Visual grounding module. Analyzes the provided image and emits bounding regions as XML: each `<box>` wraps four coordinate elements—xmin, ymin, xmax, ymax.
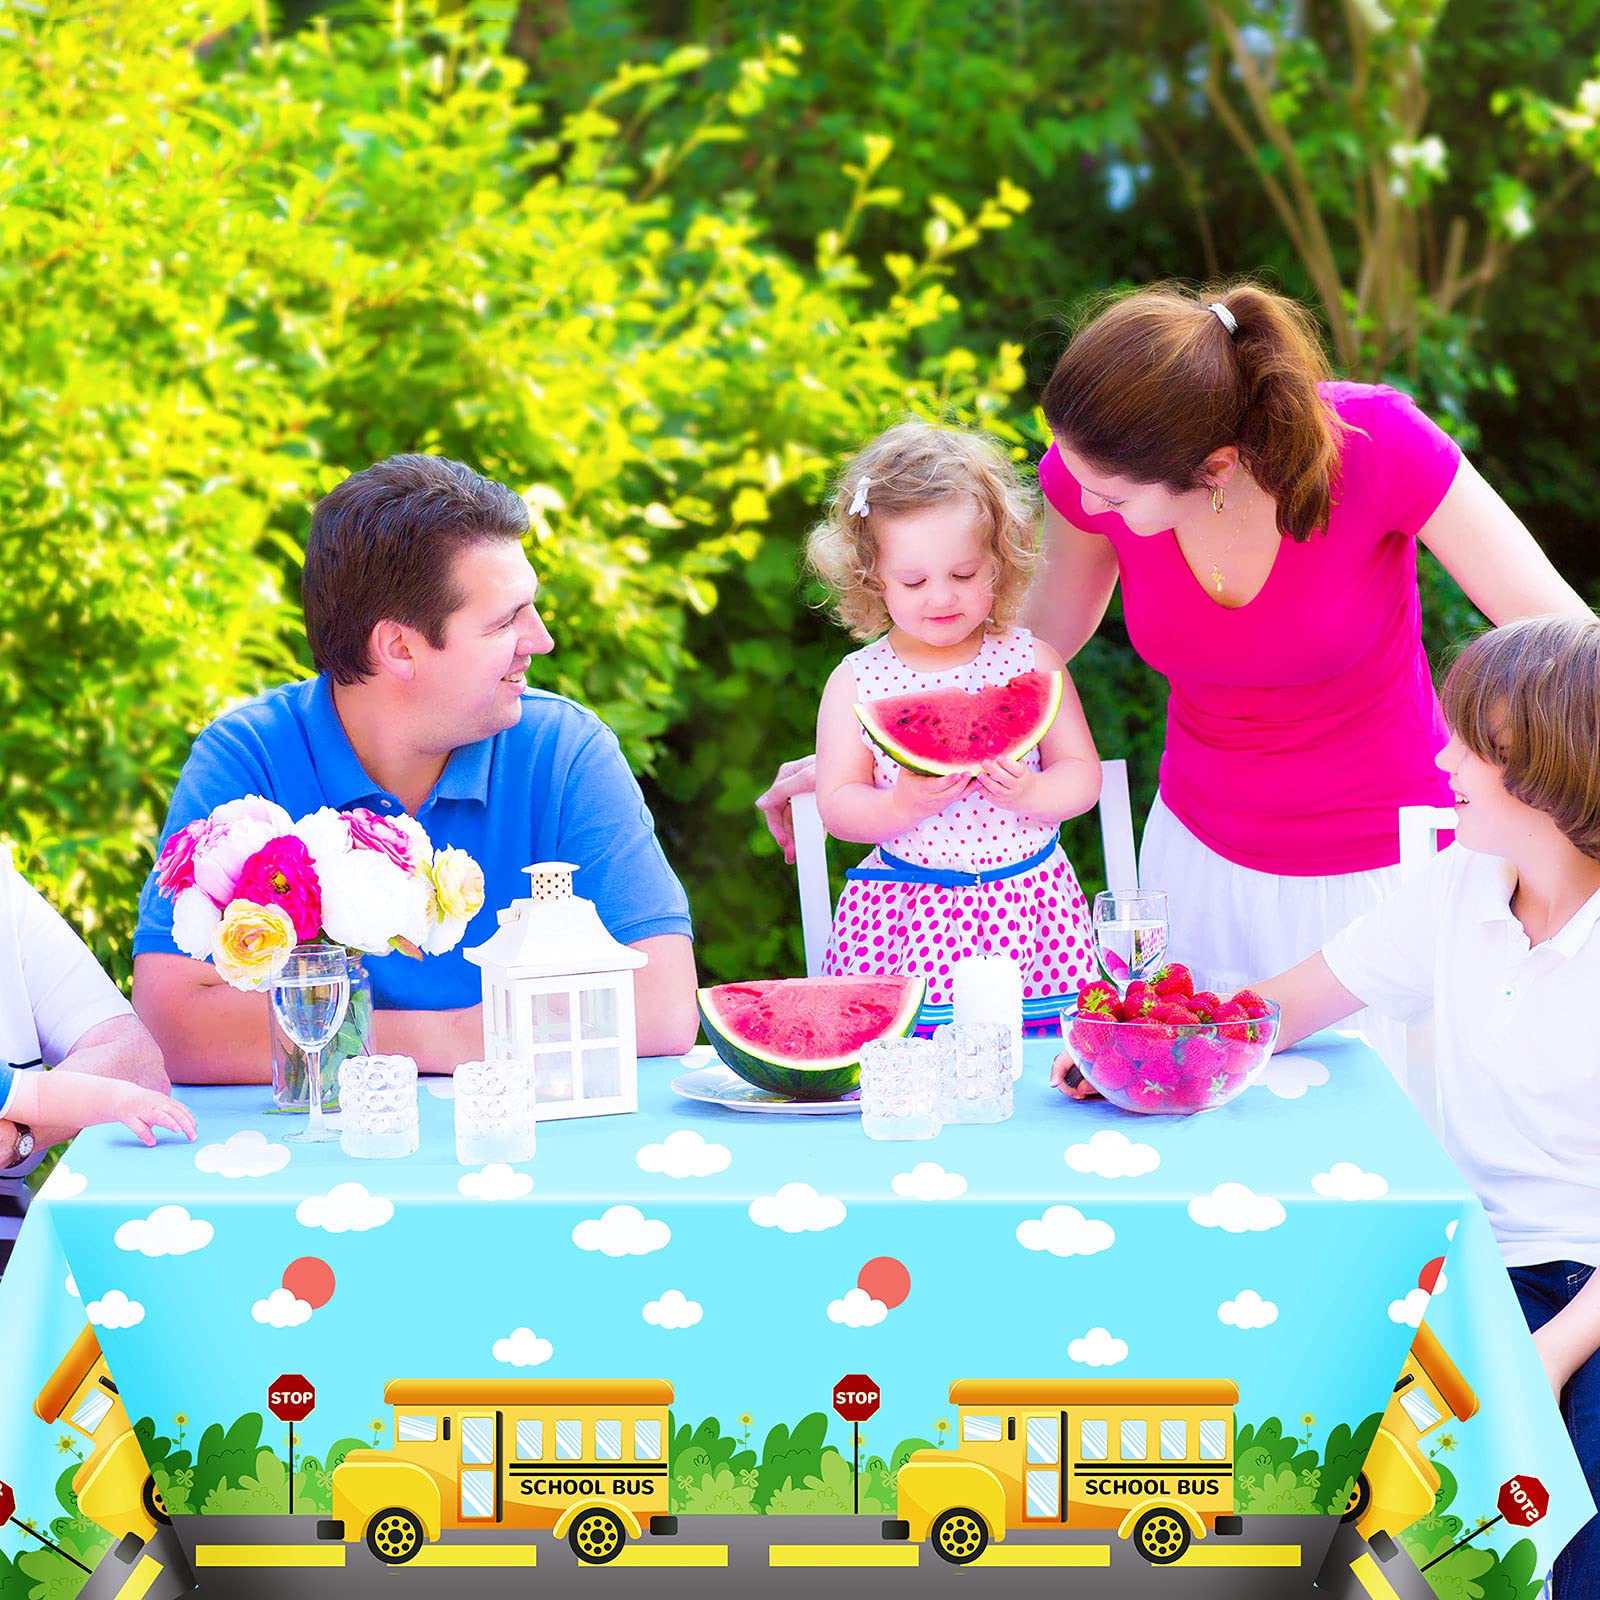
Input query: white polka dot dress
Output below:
<box><xmin>821</xmin><ymin>628</ymin><xmax>1094</xmax><ymax>1026</ymax></box>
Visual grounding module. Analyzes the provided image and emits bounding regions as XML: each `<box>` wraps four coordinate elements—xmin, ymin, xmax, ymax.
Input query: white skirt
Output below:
<box><xmin>1138</xmin><ymin>792</ymin><xmax>1407</xmax><ymax>1081</ymax></box>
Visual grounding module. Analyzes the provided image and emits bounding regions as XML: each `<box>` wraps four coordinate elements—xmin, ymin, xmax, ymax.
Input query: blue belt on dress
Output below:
<box><xmin>845</xmin><ymin>839</ymin><xmax>1058</xmax><ymax>889</ymax></box>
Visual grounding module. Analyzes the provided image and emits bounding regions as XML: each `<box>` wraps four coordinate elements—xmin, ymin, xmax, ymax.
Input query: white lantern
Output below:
<box><xmin>464</xmin><ymin>862</ymin><xmax>646</xmax><ymax>1120</ymax></box>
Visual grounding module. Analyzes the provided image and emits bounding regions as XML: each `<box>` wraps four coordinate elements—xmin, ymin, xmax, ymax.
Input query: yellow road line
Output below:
<box><xmin>196</xmin><ymin>1544</ymin><xmax>346</xmax><ymax>1568</ymax></box>
<box><xmin>1175</xmin><ymin>1545</ymin><xmax>1302</xmax><ymax>1568</ymax></box>
<box><xmin>116</xmin><ymin>1557</ymin><xmax>165</xmax><ymax>1599</ymax></box>
<box><xmin>770</xmin><ymin>1545</ymin><xmax>921</xmax><ymax>1568</ymax></box>
<box><xmin>585</xmin><ymin>1545</ymin><xmax>728</xmax><ymax>1568</ymax></box>
<box><xmin>975</xmin><ymin>1545</ymin><xmax>1112</xmax><ymax>1567</ymax></box>
<box><xmin>412</xmin><ymin>1546</ymin><xmax>539</xmax><ymax>1568</ymax></box>
<box><xmin>1350</xmin><ymin>1553</ymin><xmax>1404</xmax><ymax>1599</ymax></box>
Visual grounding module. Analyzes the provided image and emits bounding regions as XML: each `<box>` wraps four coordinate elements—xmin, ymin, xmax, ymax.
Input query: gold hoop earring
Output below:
<box><xmin>1211</xmin><ymin>484</ymin><xmax>1225</xmax><ymax>515</ymax></box>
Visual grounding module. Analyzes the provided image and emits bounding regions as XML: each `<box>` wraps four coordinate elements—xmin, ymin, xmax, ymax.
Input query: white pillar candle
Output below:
<box><xmin>950</xmin><ymin>955</ymin><xmax>1024</xmax><ymax>1082</ymax></box>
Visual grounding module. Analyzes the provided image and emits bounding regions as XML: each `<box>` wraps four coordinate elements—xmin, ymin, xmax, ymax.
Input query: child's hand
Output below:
<box><xmin>891</xmin><ymin>769</ymin><xmax>974</xmax><ymax>825</ymax></box>
<box><xmin>101</xmin><ymin>1081</ymin><xmax>198</xmax><ymax>1148</ymax></box>
<box><xmin>975</xmin><ymin>757</ymin><xmax>1040</xmax><ymax>813</ymax></box>
<box><xmin>1050</xmin><ymin>1051</ymin><xmax>1100</xmax><ymax>1101</ymax></box>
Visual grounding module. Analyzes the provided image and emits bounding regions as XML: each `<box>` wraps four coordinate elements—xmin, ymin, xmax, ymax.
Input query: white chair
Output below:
<box><xmin>1395</xmin><ymin>804</ymin><xmax>1456</xmax><ymax>1138</ymax></box>
<box><xmin>793</xmin><ymin>759</ymin><xmax>1140</xmax><ymax>979</ymax></box>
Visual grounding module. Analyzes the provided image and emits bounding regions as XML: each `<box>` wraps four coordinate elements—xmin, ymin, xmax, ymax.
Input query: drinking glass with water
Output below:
<box><xmin>1091</xmin><ymin>889</ymin><xmax>1170</xmax><ymax>995</ymax></box>
<box><xmin>273</xmin><ymin>944</ymin><xmax>351</xmax><ymax>1145</ymax></box>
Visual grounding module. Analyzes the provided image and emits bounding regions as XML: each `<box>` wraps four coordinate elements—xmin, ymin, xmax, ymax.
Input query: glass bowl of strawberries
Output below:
<box><xmin>1058</xmin><ymin>964</ymin><xmax>1279</xmax><ymax>1114</ymax></box>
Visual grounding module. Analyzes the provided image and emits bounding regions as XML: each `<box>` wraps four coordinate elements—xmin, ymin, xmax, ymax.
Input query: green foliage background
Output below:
<box><xmin>1</xmin><ymin>0</ymin><xmax>1596</xmax><ymax>991</ymax></box>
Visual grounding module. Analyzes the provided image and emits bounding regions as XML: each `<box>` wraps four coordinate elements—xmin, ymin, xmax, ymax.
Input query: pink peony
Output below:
<box><xmin>232</xmin><ymin>836</ymin><xmax>324</xmax><ymax>944</ymax></box>
<box><xmin>192</xmin><ymin>795</ymin><xmax>295</xmax><ymax>906</ymax></box>
<box><xmin>346</xmin><ymin>807</ymin><xmax>420</xmax><ymax>873</ymax></box>
<box><xmin>155</xmin><ymin>821</ymin><xmax>207</xmax><ymax>896</ymax></box>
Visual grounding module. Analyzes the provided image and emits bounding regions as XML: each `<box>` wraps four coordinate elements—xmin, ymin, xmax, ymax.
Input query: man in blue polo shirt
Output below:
<box><xmin>133</xmin><ymin>455</ymin><xmax>698</xmax><ymax>1078</ymax></box>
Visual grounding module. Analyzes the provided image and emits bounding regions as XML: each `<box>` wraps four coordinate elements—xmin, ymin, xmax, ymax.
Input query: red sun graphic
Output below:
<box><xmin>858</xmin><ymin>1256</ymin><xmax>911</xmax><ymax>1310</ymax></box>
<box><xmin>282</xmin><ymin>1256</ymin><xmax>336</xmax><ymax>1309</ymax></box>
<box><xmin>1418</xmin><ymin>1257</ymin><xmax>1445</xmax><ymax>1295</ymax></box>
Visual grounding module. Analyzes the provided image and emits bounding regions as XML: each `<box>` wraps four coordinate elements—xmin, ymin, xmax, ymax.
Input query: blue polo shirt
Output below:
<box><xmin>134</xmin><ymin>677</ymin><xmax>693</xmax><ymax>1010</ymax></box>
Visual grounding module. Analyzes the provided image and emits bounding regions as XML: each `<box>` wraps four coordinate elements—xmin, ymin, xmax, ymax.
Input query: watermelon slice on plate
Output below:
<box><xmin>854</xmin><ymin>670</ymin><xmax>1062</xmax><ymax>776</ymax></box>
<box><xmin>696</xmin><ymin>974</ymin><xmax>925</xmax><ymax>1099</ymax></box>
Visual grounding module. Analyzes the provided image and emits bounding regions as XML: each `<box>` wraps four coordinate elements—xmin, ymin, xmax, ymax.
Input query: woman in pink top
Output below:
<box><xmin>1028</xmin><ymin>280</ymin><xmax>1589</xmax><ymax>1048</ymax></box>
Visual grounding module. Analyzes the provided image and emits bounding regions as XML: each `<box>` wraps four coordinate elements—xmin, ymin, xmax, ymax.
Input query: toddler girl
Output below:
<box><xmin>809</xmin><ymin>419</ymin><xmax>1101</xmax><ymax>1030</ymax></box>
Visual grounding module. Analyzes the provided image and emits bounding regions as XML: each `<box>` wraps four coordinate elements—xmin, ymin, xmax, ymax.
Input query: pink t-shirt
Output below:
<box><xmin>1039</xmin><ymin>381</ymin><xmax>1460</xmax><ymax>876</ymax></box>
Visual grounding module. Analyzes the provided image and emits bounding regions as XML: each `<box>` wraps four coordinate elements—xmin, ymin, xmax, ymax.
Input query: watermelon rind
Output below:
<box><xmin>854</xmin><ymin>670</ymin><xmax>1064</xmax><ymax>777</ymax></box>
<box><xmin>696</xmin><ymin>975</ymin><xmax>925</xmax><ymax>1100</ymax></box>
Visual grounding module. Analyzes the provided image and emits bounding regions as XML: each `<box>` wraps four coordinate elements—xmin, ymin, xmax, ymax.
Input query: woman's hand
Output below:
<box><xmin>1049</xmin><ymin>1050</ymin><xmax>1099</xmax><ymax>1100</ymax></box>
<box><xmin>755</xmin><ymin>755</ymin><xmax>818</xmax><ymax>865</ymax></box>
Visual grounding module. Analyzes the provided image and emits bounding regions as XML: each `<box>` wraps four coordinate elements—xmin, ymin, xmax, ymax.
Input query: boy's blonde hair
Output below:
<box><xmin>1442</xmin><ymin>614</ymin><xmax>1600</xmax><ymax>862</ymax></box>
<box><xmin>805</xmin><ymin>419</ymin><xmax>1039</xmax><ymax>641</ymax></box>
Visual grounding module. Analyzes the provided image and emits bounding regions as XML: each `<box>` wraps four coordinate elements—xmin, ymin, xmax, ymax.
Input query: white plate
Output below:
<box><xmin>670</xmin><ymin>1064</ymin><xmax>861</xmax><ymax>1115</ymax></box>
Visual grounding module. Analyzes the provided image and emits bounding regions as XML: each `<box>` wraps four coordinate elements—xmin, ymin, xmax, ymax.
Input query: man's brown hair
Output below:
<box><xmin>303</xmin><ymin>454</ymin><xmax>529</xmax><ymax>684</ymax></box>
<box><xmin>1442</xmin><ymin>614</ymin><xmax>1600</xmax><ymax>862</ymax></box>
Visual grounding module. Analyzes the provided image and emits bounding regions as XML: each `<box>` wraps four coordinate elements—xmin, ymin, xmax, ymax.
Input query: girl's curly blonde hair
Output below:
<box><xmin>805</xmin><ymin>418</ymin><xmax>1039</xmax><ymax>641</ymax></box>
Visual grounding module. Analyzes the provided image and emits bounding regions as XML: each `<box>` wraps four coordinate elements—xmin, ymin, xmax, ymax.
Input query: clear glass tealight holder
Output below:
<box><xmin>454</xmin><ymin>1059</ymin><xmax>537</xmax><ymax>1166</ymax></box>
<box><xmin>859</xmin><ymin>1035</ymin><xmax>946</xmax><ymax>1141</ymax></box>
<box><xmin>934</xmin><ymin>1022</ymin><xmax>1015</xmax><ymax>1125</ymax></box>
<box><xmin>337</xmin><ymin>1054</ymin><xmax>420</xmax><ymax>1160</ymax></box>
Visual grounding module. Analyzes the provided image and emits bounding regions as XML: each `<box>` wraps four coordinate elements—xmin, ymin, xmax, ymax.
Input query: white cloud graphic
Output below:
<box><xmin>1219</xmin><ymin>1290</ymin><xmax>1280</xmax><ymax>1329</ymax></box>
<box><xmin>1017</xmin><ymin>1205</ymin><xmax>1116</xmax><ymax>1257</ymax></box>
<box><xmin>40</xmin><ymin>1162</ymin><xmax>86</xmax><ymax>1200</ymax></box>
<box><xmin>115</xmin><ymin>1205</ymin><xmax>214</xmax><ymax>1257</ymax></box>
<box><xmin>65</xmin><ymin>1273</ymin><xmax>79</xmax><ymax>1299</ymax></box>
<box><xmin>573</xmin><ymin>1205</ymin><xmax>671</xmax><ymax>1256</ymax></box>
<box><xmin>1313</xmin><ymin>1162</ymin><xmax>1389</xmax><ymax>1200</ymax></box>
<box><xmin>87</xmin><ymin>1290</ymin><xmax>144</xmax><ymax>1329</ymax></box>
<box><xmin>1390</xmin><ymin>1288</ymin><xmax>1432</xmax><ymax>1328</ymax></box>
<box><xmin>636</xmin><ymin>1130</ymin><xmax>731</xmax><ymax>1179</ymax></box>
<box><xmin>828</xmin><ymin>1288</ymin><xmax>888</xmax><ymax>1328</ymax></box>
<box><xmin>458</xmin><ymin>1164</ymin><xmax>534</xmax><ymax>1201</ymax></box>
<box><xmin>296</xmin><ymin>1182</ymin><xmax>394</xmax><ymax>1233</ymax></box>
<box><xmin>1256</xmin><ymin>1054</ymin><xmax>1330</xmax><ymax>1100</ymax></box>
<box><xmin>749</xmin><ymin>1183</ymin><xmax>847</xmax><ymax>1234</ymax></box>
<box><xmin>1065</xmin><ymin>1131</ymin><xmax>1160</xmax><ymax>1179</ymax></box>
<box><xmin>1446</xmin><ymin>1219</ymin><xmax>1458</xmax><ymax>1241</ymax></box>
<box><xmin>643</xmin><ymin>1290</ymin><xmax>703</xmax><ymax>1330</ymax></box>
<box><xmin>1189</xmin><ymin>1183</ymin><xmax>1287</xmax><ymax>1233</ymax></box>
<box><xmin>1068</xmin><ymin>1327</ymin><xmax>1128</xmax><ymax>1367</ymax></box>
<box><xmin>891</xmin><ymin>1163</ymin><xmax>968</xmax><ymax>1201</ymax></box>
<box><xmin>424</xmin><ymin>1078</ymin><xmax>455</xmax><ymax>1099</ymax></box>
<box><xmin>494</xmin><ymin>1327</ymin><xmax>553</xmax><ymax>1367</ymax></box>
<box><xmin>194</xmin><ymin>1130</ymin><xmax>290</xmax><ymax>1179</ymax></box>
<box><xmin>252</xmin><ymin>1288</ymin><xmax>313</xmax><ymax>1328</ymax></box>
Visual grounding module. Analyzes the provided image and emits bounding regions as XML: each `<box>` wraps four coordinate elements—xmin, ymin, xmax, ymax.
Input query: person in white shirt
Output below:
<box><xmin>0</xmin><ymin>850</ymin><xmax>193</xmax><ymax>1265</ymax></box>
<box><xmin>1260</xmin><ymin>614</ymin><xmax>1600</xmax><ymax>1598</ymax></box>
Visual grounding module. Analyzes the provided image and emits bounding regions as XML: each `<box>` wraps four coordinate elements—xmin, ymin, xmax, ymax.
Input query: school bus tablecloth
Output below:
<box><xmin>0</xmin><ymin>1032</ymin><xmax>1591</xmax><ymax>1600</ymax></box>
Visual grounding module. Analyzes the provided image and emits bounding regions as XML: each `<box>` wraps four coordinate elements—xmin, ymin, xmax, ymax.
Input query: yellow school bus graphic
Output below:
<box><xmin>328</xmin><ymin>1378</ymin><xmax>677</xmax><ymax>1565</ymax></box>
<box><xmin>889</xmin><ymin>1379</ymin><xmax>1242</xmax><ymax>1565</ymax></box>
<box><xmin>1344</xmin><ymin>1321</ymin><xmax>1479</xmax><ymax>1554</ymax></box>
<box><xmin>34</xmin><ymin>1325</ymin><xmax>168</xmax><ymax>1546</ymax></box>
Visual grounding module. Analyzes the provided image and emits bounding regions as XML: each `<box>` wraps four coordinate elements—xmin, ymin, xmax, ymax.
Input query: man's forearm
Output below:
<box><xmin>372</xmin><ymin>1006</ymin><xmax>483</xmax><ymax>1075</ymax></box>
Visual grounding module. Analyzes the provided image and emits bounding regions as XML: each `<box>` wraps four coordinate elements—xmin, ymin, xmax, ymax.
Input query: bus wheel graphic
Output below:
<box><xmin>1133</xmin><ymin>1508</ymin><xmax>1191</xmax><ymax>1565</ymax></box>
<box><xmin>1340</xmin><ymin>1473</ymin><xmax>1372</xmax><ymax>1524</ymax></box>
<box><xmin>142</xmin><ymin>1476</ymin><xmax>172</xmax><ymax>1526</ymax></box>
<box><xmin>570</xmin><ymin>1508</ymin><xmax>627</xmax><ymax>1565</ymax></box>
<box><xmin>930</xmin><ymin>1508</ymin><xmax>989</xmax><ymax>1565</ymax></box>
<box><xmin>367</xmin><ymin>1508</ymin><xmax>425</xmax><ymax>1565</ymax></box>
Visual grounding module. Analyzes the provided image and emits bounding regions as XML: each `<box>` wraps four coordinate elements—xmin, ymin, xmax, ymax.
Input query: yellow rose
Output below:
<box><xmin>215</xmin><ymin>900</ymin><xmax>298</xmax><ymax>990</ymax></box>
<box><xmin>429</xmin><ymin>847</ymin><xmax>486</xmax><ymax>923</ymax></box>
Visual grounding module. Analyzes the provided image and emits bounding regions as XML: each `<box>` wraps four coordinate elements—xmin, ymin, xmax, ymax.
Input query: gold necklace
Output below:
<box><xmin>1208</xmin><ymin>525</ymin><xmax>1246</xmax><ymax>595</ymax></box>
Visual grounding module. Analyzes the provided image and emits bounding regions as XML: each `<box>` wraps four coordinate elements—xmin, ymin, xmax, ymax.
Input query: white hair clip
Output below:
<box><xmin>1207</xmin><ymin>301</ymin><xmax>1238</xmax><ymax>336</ymax></box>
<box><xmin>847</xmin><ymin>478</ymin><xmax>872</xmax><ymax>518</ymax></box>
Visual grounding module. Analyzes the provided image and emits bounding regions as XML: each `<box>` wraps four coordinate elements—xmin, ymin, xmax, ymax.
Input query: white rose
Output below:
<box><xmin>172</xmin><ymin>886</ymin><xmax>223</xmax><ymax>960</ymax></box>
<box><xmin>293</xmin><ymin>807</ymin><xmax>353</xmax><ymax>877</ymax></box>
<box><xmin>318</xmin><ymin>849</ymin><xmax>431</xmax><ymax>955</ymax></box>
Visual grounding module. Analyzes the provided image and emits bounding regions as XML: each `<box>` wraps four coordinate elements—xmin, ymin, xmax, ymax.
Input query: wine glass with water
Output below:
<box><xmin>1092</xmin><ymin>889</ymin><xmax>1170</xmax><ymax>996</ymax></box>
<box><xmin>273</xmin><ymin>944</ymin><xmax>351</xmax><ymax>1145</ymax></box>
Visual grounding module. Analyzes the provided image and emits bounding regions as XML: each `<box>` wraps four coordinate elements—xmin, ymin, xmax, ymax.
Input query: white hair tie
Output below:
<box><xmin>847</xmin><ymin>478</ymin><xmax>872</xmax><ymax>518</ymax></box>
<box><xmin>1207</xmin><ymin>301</ymin><xmax>1238</xmax><ymax>336</ymax></box>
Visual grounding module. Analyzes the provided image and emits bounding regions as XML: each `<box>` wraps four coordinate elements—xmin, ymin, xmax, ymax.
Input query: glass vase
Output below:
<box><xmin>270</xmin><ymin>952</ymin><xmax>372</xmax><ymax>1113</ymax></box>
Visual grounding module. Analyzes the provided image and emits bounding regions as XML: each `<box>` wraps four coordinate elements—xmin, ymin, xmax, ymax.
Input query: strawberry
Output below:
<box><xmin>1076</xmin><ymin>980</ymin><xmax>1123</xmax><ymax>1020</ymax></box>
<box><xmin>1069</xmin><ymin>1017</ymin><xmax>1118</xmax><ymax>1057</ymax></box>
<box><xmin>1086</xmin><ymin>1046</ymin><xmax>1138</xmax><ymax>1093</ymax></box>
<box><xmin>1231</xmin><ymin>988</ymin><xmax>1272</xmax><ymax>1019</ymax></box>
<box><xmin>1188</xmin><ymin>990</ymin><xmax>1222</xmax><ymax>1023</ymax></box>
<box><xmin>1128</xmin><ymin>1059</ymin><xmax>1182</xmax><ymax>1111</ymax></box>
<box><xmin>1153</xmin><ymin>963</ymin><xmax>1195</xmax><ymax>1001</ymax></box>
<box><xmin>1123</xmin><ymin>980</ymin><xmax>1158</xmax><ymax>1017</ymax></box>
<box><xmin>1210</xmin><ymin>1000</ymin><xmax>1250</xmax><ymax>1045</ymax></box>
<box><xmin>1175</xmin><ymin>1033</ymin><xmax>1232</xmax><ymax>1080</ymax></box>
<box><xmin>1149</xmin><ymin>1002</ymin><xmax>1193</xmax><ymax>1027</ymax></box>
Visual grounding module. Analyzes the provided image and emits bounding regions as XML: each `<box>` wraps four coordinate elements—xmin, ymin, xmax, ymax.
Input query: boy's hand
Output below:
<box><xmin>891</xmin><ymin>770</ymin><xmax>974</xmax><ymax>826</ymax></box>
<box><xmin>102</xmin><ymin>1081</ymin><xmax>197</xmax><ymax>1148</ymax></box>
<box><xmin>975</xmin><ymin>757</ymin><xmax>1040</xmax><ymax>813</ymax></box>
<box><xmin>1049</xmin><ymin>1050</ymin><xmax>1099</xmax><ymax>1100</ymax></box>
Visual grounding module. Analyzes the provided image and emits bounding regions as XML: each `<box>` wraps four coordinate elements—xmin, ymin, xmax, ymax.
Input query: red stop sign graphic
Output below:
<box><xmin>0</xmin><ymin>1479</ymin><xmax>14</xmax><ymax>1526</ymax></box>
<box><xmin>1498</xmin><ymin>1476</ymin><xmax>1549</xmax><ymax>1527</ymax></box>
<box><xmin>268</xmin><ymin>1374</ymin><xmax>316</xmax><ymax>1422</ymax></box>
<box><xmin>833</xmin><ymin>1374</ymin><xmax>881</xmax><ymax>1422</ymax></box>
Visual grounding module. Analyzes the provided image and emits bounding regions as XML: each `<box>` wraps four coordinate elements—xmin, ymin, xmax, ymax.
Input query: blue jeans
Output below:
<box><xmin>1512</xmin><ymin>1261</ymin><xmax>1600</xmax><ymax>1599</ymax></box>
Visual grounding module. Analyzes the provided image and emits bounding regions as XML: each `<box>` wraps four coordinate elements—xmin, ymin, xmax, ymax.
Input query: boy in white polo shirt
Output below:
<box><xmin>1260</xmin><ymin>614</ymin><xmax>1600</xmax><ymax>1597</ymax></box>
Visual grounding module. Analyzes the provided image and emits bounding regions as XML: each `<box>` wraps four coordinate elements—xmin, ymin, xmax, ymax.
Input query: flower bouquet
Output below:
<box><xmin>155</xmin><ymin>796</ymin><xmax>485</xmax><ymax>1109</ymax></box>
